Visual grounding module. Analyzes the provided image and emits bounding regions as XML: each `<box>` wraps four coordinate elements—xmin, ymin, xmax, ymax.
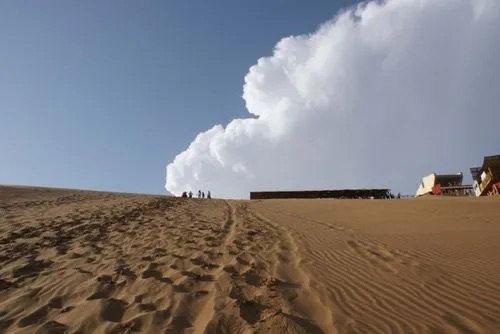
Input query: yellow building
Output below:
<box><xmin>472</xmin><ymin>155</ymin><xmax>500</xmax><ymax>196</ymax></box>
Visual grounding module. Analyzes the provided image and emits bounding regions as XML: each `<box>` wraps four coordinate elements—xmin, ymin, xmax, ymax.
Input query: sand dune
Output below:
<box><xmin>251</xmin><ymin>198</ymin><xmax>500</xmax><ymax>333</ymax></box>
<box><xmin>0</xmin><ymin>186</ymin><xmax>499</xmax><ymax>333</ymax></box>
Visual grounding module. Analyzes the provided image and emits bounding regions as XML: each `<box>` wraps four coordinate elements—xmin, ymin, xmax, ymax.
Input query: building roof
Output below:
<box><xmin>415</xmin><ymin>173</ymin><xmax>463</xmax><ymax>197</ymax></box>
<box><xmin>434</xmin><ymin>173</ymin><xmax>463</xmax><ymax>186</ymax></box>
<box><xmin>481</xmin><ymin>155</ymin><xmax>500</xmax><ymax>173</ymax></box>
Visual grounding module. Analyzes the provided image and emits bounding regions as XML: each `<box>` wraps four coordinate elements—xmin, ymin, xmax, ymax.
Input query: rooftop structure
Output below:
<box><xmin>470</xmin><ymin>167</ymin><xmax>481</xmax><ymax>183</ymax></box>
<box><xmin>473</xmin><ymin>155</ymin><xmax>500</xmax><ymax>196</ymax></box>
<box><xmin>415</xmin><ymin>173</ymin><xmax>465</xmax><ymax>197</ymax></box>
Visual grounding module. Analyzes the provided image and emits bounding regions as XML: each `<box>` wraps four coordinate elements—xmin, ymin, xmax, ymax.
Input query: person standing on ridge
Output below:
<box><xmin>207</xmin><ymin>191</ymin><xmax>211</xmax><ymax>199</ymax></box>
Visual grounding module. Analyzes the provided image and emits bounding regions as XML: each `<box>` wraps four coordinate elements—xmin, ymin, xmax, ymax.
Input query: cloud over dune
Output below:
<box><xmin>166</xmin><ymin>0</ymin><xmax>500</xmax><ymax>198</ymax></box>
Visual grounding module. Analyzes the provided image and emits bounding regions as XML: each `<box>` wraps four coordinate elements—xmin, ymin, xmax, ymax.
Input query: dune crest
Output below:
<box><xmin>1</xmin><ymin>186</ymin><xmax>499</xmax><ymax>333</ymax></box>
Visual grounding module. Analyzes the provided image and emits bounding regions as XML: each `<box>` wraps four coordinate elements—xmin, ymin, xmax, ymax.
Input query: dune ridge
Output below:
<box><xmin>251</xmin><ymin>198</ymin><xmax>500</xmax><ymax>333</ymax></box>
<box><xmin>1</xmin><ymin>186</ymin><xmax>499</xmax><ymax>333</ymax></box>
<box><xmin>0</xmin><ymin>186</ymin><xmax>333</xmax><ymax>333</ymax></box>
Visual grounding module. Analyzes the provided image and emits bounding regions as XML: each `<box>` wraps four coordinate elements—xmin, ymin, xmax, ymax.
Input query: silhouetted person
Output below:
<box><xmin>202</xmin><ymin>192</ymin><xmax>205</xmax><ymax>199</ymax></box>
<box><xmin>207</xmin><ymin>191</ymin><xmax>211</xmax><ymax>199</ymax></box>
<box><xmin>181</xmin><ymin>192</ymin><xmax>187</xmax><ymax>198</ymax></box>
<box><xmin>188</xmin><ymin>191</ymin><xmax>193</xmax><ymax>198</ymax></box>
<box><xmin>397</xmin><ymin>192</ymin><xmax>401</xmax><ymax>199</ymax></box>
<box><xmin>198</xmin><ymin>190</ymin><xmax>201</xmax><ymax>198</ymax></box>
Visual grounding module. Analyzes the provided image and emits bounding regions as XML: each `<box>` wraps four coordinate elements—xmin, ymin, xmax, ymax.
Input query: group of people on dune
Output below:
<box><xmin>181</xmin><ymin>189</ymin><xmax>211</xmax><ymax>199</ymax></box>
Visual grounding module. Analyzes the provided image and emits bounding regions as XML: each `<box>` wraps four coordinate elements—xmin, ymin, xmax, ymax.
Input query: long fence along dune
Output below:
<box><xmin>0</xmin><ymin>185</ymin><xmax>499</xmax><ymax>333</ymax></box>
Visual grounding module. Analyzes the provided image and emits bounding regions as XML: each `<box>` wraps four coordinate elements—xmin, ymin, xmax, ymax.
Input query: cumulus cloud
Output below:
<box><xmin>166</xmin><ymin>0</ymin><xmax>500</xmax><ymax>198</ymax></box>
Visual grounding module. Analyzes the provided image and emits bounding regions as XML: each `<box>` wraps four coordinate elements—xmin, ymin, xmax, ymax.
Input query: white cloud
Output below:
<box><xmin>166</xmin><ymin>0</ymin><xmax>500</xmax><ymax>199</ymax></box>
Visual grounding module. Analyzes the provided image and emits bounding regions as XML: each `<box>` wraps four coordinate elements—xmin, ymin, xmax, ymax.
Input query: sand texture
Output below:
<box><xmin>1</xmin><ymin>186</ymin><xmax>499</xmax><ymax>333</ymax></box>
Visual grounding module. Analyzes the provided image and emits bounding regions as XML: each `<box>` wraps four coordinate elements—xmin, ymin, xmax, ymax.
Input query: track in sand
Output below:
<box><xmin>1</xmin><ymin>186</ymin><xmax>499</xmax><ymax>333</ymax></box>
<box><xmin>0</xmin><ymin>186</ymin><xmax>332</xmax><ymax>333</ymax></box>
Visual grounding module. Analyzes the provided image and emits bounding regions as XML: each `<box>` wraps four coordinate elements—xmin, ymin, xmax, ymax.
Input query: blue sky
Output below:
<box><xmin>0</xmin><ymin>0</ymin><xmax>357</xmax><ymax>194</ymax></box>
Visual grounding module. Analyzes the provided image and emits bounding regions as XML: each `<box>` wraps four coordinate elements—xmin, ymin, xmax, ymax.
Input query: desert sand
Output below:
<box><xmin>0</xmin><ymin>186</ymin><xmax>499</xmax><ymax>333</ymax></box>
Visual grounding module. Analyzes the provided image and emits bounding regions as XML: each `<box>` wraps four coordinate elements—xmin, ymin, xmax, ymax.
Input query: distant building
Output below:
<box><xmin>415</xmin><ymin>173</ymin><xmax>465</xmax><ymax>197</ymax></box>
<box><xmin>472</xmin><ymin>155</ymin><xmax>500</xmax><ymax>196</ymax></box>
<box><xmin>250</xmin><ymin>189</ymin><xmax>391</xmax><ymax>200</ymax></box>
<box><xmin>470</xmin><ymin>167</ymin><xmax>481</xmax><ymax>181</ymax></box>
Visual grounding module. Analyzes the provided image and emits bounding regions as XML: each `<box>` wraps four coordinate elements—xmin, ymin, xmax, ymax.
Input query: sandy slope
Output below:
<box><xmin>250</xmin><ymin>197</ymin><xmax>500</xmax><ymax>333</ymax></box>
<box><xmin>0</xmin><ymin>186</ymin><xmax>499</xmax><ymax>333</ymax></box>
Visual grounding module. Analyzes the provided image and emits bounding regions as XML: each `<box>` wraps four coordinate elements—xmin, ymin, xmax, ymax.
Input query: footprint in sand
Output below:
<box><xmin>37</xmin><ymin>320</ymin><xmax>68</xmax><ymax>334</ymax></box>
<box><xmin>100</xmin><ymin>298</ymin><xmax>127</xmax><ymax>322</ymax></box>
<box><xmin>18</xmin><ymin>306</ymin><xmax>48</xmax><ymax>328</ymax></box>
